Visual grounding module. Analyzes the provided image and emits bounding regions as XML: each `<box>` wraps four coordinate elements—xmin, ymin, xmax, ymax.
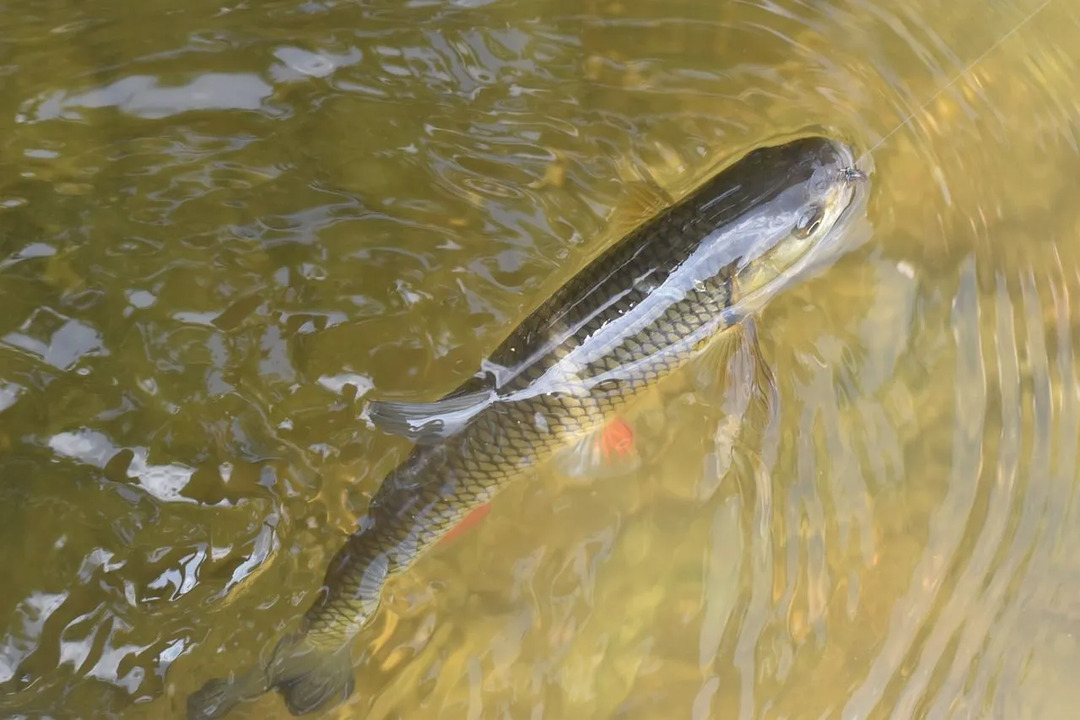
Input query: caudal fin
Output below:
<box><xmin>267</xmin><ymin>633</ymin><xmax>356</xmax><ymax>716</ymax></box>
<box><xmin>187</xmin><ymin>665</ymin><xmax>268</xmax><ymax>720</ymax></box>
<box><xmin>187</xmin><ymin>634</ymin><xmax>355</xmax><ymax>719</ymax></box>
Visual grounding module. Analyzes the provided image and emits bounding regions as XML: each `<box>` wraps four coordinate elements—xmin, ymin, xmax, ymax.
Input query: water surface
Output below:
<box><xmin>1</xmin><ymin>0</ymin><xmax>1079</xmax><ymax>718</ymax></box>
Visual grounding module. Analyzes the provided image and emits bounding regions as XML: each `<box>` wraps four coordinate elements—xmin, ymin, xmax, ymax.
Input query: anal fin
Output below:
<box><xmin>438</xmin><ymin>502</ymin><xmax>493</xmax><ymax>546</ymax></box>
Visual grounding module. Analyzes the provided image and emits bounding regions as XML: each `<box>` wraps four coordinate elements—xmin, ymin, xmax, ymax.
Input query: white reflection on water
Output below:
<box><xmin>0</xmin><ymin>591</ymin><xmax>67</xmax><ymax>684</ymax></box>
<box><xmin>18</xmin><ymin>73</ymin><xmax>275</xmax><ymax>122</ymax></box>
<box><xmin>47</xmin><ymin>428</ymin><xmax>210</xmax><ymax>504</ymax></box>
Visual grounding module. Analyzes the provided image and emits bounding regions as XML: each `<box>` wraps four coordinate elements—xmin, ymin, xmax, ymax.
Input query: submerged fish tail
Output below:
<box><xmin>186</xmin><ymin>633</ymin><xmax>355</xmax><ymax>719</ymax></box>
<box><xmin>187</xmin><ymin>664</ymin><xmax>268</xmax><ymax>720</ymax></box>
<box><xmin>266</xmin><ymin>633</ymin><xmax>356</xmax><ymax>716</ymax></box>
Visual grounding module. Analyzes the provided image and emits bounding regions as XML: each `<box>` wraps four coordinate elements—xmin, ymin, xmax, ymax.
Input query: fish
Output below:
<box><xmin>187</xmin><ymin>133</ymin><xmax>868</xmax><ymax>719</ymax></box>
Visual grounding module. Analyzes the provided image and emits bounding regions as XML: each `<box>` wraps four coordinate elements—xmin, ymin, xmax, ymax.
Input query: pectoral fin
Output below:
<box><xmin>695</xmin><ymin>318</ymin><xmax>768</xmax><ymax>501</ymax></box>
<box><xmin>688</xmin><ymin>318</ymin><xmax>757</xmax><ymax>396</ymax></box>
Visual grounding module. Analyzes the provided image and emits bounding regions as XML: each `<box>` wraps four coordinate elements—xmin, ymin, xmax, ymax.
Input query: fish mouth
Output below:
<box><xmin>841</xmin><ymin>166</ymin><xmax>867</xmax><ymax>183</ymax></box>
<box><xmin>826</xmin><ymin>139</ymin><xmax>871</xmax><ymax>228</ymax></box>
<box><xmin>826</xmin><ymin>137</ymin><xmax>867</xmax><ymax>186</ymax></box>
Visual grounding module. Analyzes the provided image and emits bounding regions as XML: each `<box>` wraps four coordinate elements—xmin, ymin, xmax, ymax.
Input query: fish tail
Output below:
<box><xmin>187</xmin><ymin>664</ymin><xmax>269</xmax><ymax>719</ymax></box>
<box><xmin>187</xmin><ymin>633</ymin><xmax>354</xmax><ymax>719</ymax></box>
<box><xmin>266</xmin><ymin>632</ymin><xmax>356</xmax><ymax>716</ymax></box>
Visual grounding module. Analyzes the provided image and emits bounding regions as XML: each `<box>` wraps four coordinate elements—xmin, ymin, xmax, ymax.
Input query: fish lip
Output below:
<box><xmin>826</xmin><ymin>138</ymin><xmax>865</xmax><ymax>185</ymax></box>
<box><xmin>841</xmin><ymin>166</ymin><xmax>867</xmax><ymax>184</ymax></box>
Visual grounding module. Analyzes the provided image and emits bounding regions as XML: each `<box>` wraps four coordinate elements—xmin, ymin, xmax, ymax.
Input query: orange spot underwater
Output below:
<box><xmin>596</xmin><ymin>417</ymin><xmax>636</xmax><ymax>460</ymax></box>
<box><xmin>438</xmin><ymin>417</ymin><xmax>636</xmax><ymax>546</ymax></box>
<box><xmin>439</xmin><ymin>501</ymin><xmax>492</xmax><ymax>546</ymax></box>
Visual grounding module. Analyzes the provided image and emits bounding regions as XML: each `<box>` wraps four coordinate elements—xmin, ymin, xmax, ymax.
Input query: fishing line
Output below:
<box><xmin>858</xmin><ymin>0</ymin><xmax>1056</xmax><ymax>162</ymax></box>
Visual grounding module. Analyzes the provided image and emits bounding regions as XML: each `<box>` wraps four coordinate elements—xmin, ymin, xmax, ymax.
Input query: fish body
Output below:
<box><xmin>188</xmin><ymin>134</ymin><xmax>866</xmax><ymax>718</ymax></box>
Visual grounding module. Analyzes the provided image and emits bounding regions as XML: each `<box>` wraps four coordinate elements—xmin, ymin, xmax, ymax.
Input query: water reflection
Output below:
<box><xmin>20</xmin><ymin>74</ymin><xmax>277</xmax><ymax>122</ymax></box>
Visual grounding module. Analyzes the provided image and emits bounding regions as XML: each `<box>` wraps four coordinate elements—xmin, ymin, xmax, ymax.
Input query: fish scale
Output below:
<box><xmin>187</xmin><ymin>134</ymin><xmax>865</xmax><ymax>719</ymax></box>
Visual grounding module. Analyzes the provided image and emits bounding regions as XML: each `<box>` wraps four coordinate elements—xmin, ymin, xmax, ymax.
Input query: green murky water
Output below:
<box><xmin>2</xmin><ymin>0</ymin><xmax>1079</xmax><ymax>717</ymax></box>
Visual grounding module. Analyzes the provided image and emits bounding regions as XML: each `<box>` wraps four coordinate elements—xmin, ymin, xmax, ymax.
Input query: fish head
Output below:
<box><xmin>725</xmin><ymin>135</ymin><xmax>869</xmax><ymax>310</ymax></box>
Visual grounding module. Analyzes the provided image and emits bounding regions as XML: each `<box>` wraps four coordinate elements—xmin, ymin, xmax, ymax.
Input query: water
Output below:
<box><xmin>1</xmin><ymin>0</ymin><xmax>1078</xmax><ymax>717</ymax></box>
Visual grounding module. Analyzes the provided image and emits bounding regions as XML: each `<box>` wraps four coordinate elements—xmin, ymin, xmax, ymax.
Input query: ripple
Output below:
<box><xmin>1</xmin><ymin>307</ymin><xmax>107</xmax><ymax>372</ymax></box>
<box><xmin>18</xmin><ymin>73</ymin><xmax>278</xmax><ymax>122</ymax></box>
<box><xmin>46</xmin><ymin>428</ymin><xmax>199</xmax><ymax>504</ymax></box>
<box><xmin>0</xmin><ymin>591</ymin><xmax>67</xmax><ymax>685</ymax></box>
<box><xmin>830</xmin><ymin>242</ymin><xmax>1080</xmax><ymax>716</ymax></box>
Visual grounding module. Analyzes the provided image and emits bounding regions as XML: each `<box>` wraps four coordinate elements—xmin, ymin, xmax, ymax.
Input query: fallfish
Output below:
<box><xmin>187</xmin><ymin>134</ymin><xmax>868</xmax><ymax>718</ymax></box>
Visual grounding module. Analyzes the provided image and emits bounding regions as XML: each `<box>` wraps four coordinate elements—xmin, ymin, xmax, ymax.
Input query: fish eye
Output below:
<box><xmin>793</xmin><ymin>205</ymin><xmax>824</xmax><ymax>239</ymax></box>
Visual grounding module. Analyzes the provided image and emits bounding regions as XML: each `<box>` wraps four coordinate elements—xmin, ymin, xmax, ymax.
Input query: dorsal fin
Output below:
<box><xmin>364</xmin><ymin>375</ymin><xmax>497</xmax><ymax>444</ymax></box>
